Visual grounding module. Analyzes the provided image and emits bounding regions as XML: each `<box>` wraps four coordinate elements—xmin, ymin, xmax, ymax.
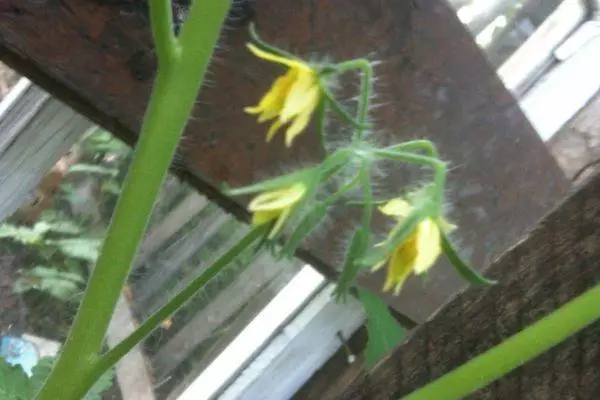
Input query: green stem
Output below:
<box><xmin>321</xmin><ymin>85</ymin><xmax>368</xmax><ymax>131</ymax></box>
<box><xmin>151</xmin><ymin>0</ymin><xmax>180</xmax><ymax>66</ymax></box>
<box><xmin>359</xmin><ymin>161</ymin><xmax>373</xmax><ymax>227</ymax></box>
<box><xmin>374</xmin><ymin>149</ymin><xmax>447</xmax><ymax>209</ymax></box>
<box><xmin>248</xmin><ymin>22</ymin><xmax>297</xmax><ymax>60</ymax></box>
<box><xmin>384</xmin><ymin>140</ymin><xmax>439</xmax><ymax>159</ymax></box>
<box><xmin>334</xmin><ymin>59</ymin><xmax>373</xmax><ymax>140</ymax></box>
<box><xmin>402</xmin><ymin>283</ymin><xmax>600</xmax><ymax>400</ymax></box>
<box><xmin>35</xmin><ymin>1</ymin><xmax>231</xmax><ymax>399</ymax></box>
<box><xmin>91</xmin><ymin>225</ymin><xmax>266</xmax><ymax>384</ymax></box>
<box><xmin>315</xmin><ymin>96</ymin><xmax>329</xmax><ymax>153</ymax></box>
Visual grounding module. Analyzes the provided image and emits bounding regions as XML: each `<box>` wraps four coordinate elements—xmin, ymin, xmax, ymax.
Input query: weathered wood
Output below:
<box><xmin>134</xmin><ymin>210</ymin><xmax>228</xmax><ymax>308</ymax></box>
<box><xmin>134</xmin><ymin>192</ymin><xmax>208</xmax><ymax>270</ymax></box>
<box><xmin>220</xmin><ymin>284</ymin><xmax>365</xmax><ymax>400</ymax></box>
<box><xmin>152</xmin><ymin>253</ymin><xmax>292</xmax><ymax>380</ymax></box>
<box><xmin>147</xmin><ymin>223</ymin><xmax>248</xmax><ymax>316</ymax></box>
<box><xmin>0</xmin><ymin>0</ymin><xmax>569</xmax><ymax>322</ymax></box>
<box><xmin>165</xmin><ymin>266</ymin><xmax>298</xmax><ymax>400</ymax></box>
<box><xmin>339</xmin><ymin>171</ymin><xmax>600</xmax><ymax>399</ymax></box>
<box><xmin>293</xmin><ymin>326</ymin><xmax>369</xmax><ymax>400</ymax></box>
<box><xmin>0</xmin><ymin>79</ymin><xmax>92</xmax><ymax>223</ymax></box>
<box><xmin>549</xmin><ymin>90</ymin><xmax>600</xmax><ymax>183</ymax></box>
<box><xmin>107</xmin><ymin>294</ymin><xmax>156</xmax><ymax>400</ymax></box>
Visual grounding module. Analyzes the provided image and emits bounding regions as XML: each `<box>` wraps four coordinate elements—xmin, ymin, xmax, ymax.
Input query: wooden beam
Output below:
<box><xmin>339</xmin><ymin>171</ymin><xmax>600</xmax><ymax>399</ymax></box>
<box><xmin>0</xmin><ymin>0</ymin><xmax>569</xmax><ymax>322</ymax></box>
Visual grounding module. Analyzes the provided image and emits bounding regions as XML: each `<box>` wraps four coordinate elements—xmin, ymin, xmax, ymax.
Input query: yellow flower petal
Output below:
<box><xmin>245</xmin><ymin>70</ymin><xmax>297</xmax><ymax>121</ymax></box>
<box><xmin>269</xmin><ymin>206</ymin><xmax>292</xmax><ymax>239</ymax></box>
<box><xmin>247</xmin><ymin>43</ymin><xmax>310</xmax><ymax>71</ymax></box>
<box><xmin>284</xmin><ymin>88</ymin><xmax>319</xmax><ymax>147</ymax></box>
<box><xmin>248</xmin><ymin>183</ymin><xmax>306</xmax><ymax>212</ymax></box>
<box><xmin>379</xmin><ymin>198</ymin><xmax>413</xmax><ymax>218</ymax></box>
<box><xmin>266</xmin><ymin>119</ymin><xmax>283</xmax><ymax>142</ymax></box>
<box><xmin>252</xmin><ymin>209</ymin><xmax>281</xmax><ymax>226</ymax></box>
<box><xmin>412</xmin><ymin>219</ymin><xmax>442</xmax><ymax>275</ymax></box>
<box><xmin>279</xmin><ymin>70</ymin><xmax>317</xmax><ymax>123</ymax></box>
<box><xmin>382</xmin><ymin>245</ymin><xmax>415</xmax><ymax>294</ymax></box>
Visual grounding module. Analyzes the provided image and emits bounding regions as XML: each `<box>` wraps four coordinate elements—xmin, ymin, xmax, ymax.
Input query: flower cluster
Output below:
<box><xmin>225</xmin><ymin>26</ymin><xmax>493</xmax><ymax>298</ymax></box>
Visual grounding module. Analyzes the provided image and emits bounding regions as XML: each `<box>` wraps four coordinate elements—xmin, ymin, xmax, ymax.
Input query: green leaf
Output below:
<box><xmin>0</xmin><ymin>358</ymin><xmax>32</xmax><ymax>400</ymax></box>
<box><xmin>49</xmin><ymin>238</ymin><xmax>101</xmax><ymax>262</ymax></box>
<box><xmin>334</xmin><ymin>228</ymin><xmax>370</xmax><ymax>302</ymax></box>
<box><xmin>67</xmin><ymin>164</ymin><xmax>119</xmax><ymax>177</ymax></box>
<box><xmin>101</xmin><ymin>179</ymin><xmax>122</xmax><ymax>196</ymax></box>
<box><xmin>13</xmin><ymin>266</ymin><xmax>84</xmax><ymax>300</ymax></box>
<box><xmin>440</xmin><ymin>232</ymin><xmax>496</xmax><ymax>286</ymax></box>
<box><xmin>45</xmin><ymin>220</ymin><xmax>82</xmax><ymax>235</ymax></box>
<box><xmin>30</xmin><ymin>357</ymin><xmax>55</xmax><ymax>394</ymax></box>
<box><xmin>0</xmin><ymin>223</ymin><xmax>48</xmax><ymax>245</ymax></box>
<box><xmin>357</xmin><ymin>288</ymin><xmax>406</xmax><ymax>369</ymax></box>
<box><xmin>30</xmin><ymin>357</ymin><xmax>115</xmax><ymax>399</ymax></box>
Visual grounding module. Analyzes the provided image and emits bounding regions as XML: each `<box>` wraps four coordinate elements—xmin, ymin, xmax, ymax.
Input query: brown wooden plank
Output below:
<box><xmin>0</xmin><ymin>0</ymin><xmax>569</xmax><ymax>322</ymax></box>
<box><xmin>339</xmin><ymin>171</ymin><xmax>600</xmax><ymax>399</ymax></box>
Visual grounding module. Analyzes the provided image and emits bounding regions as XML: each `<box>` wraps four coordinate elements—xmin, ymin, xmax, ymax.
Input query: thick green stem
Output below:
<box><xmin>91</xmin><ymin>225</ymin><xmax>266</xmax><ymax>384</ymax></box>
<box><xmin>403</xmin><ymin>283</ymin><xmax>600</xmax><ymax>400</ymax></box>
<box><xmin>151</xmin><ymin>0</ymin><xmax>180</xmax><ymax>66</ymax></box>
<box><xmin>35</xmin><ymin>1</ymin><xmax>231</xmax><ymax>399</ymax></box>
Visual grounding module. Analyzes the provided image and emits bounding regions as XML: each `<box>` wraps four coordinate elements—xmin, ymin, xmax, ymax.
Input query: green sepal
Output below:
<box><xmin>221</xmin><ymin>168</ymin><xmax>315</xmax><ymax>197</ymax></box>
<box><xmin>359</xmin><ymin>210</ymin><xmax>422</xmax><ymax>268</ymax></box>
<box><xmin>334</xmin><ymin>227</ymin><xmax>370</xmax><ymax>302</ymax></box>
<box><xmin>247</xmin><ymin>22</ymin><xmax>297</xmax><ymax>61</ymax></box>
<box><xmin>280</xmin><ymin>203</ymin><xmax>328</xmax><ymax>259</ymax></box>
<box><xmin>440</xmin><ymin>231</ymin><xmax>497</xmax><ymax>286</ymax></box>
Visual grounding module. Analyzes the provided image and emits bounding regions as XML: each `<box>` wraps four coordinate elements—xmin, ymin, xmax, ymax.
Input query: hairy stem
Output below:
<box><xmin>374</xmin><ymin>149</ymin><xmax>447</xmax><ymax>209</ymax></box>
<box><xmin>384</xmin><ymin>140</ymin><xmax>439</xmax><ymax>159</ymax></box>
<box><xmin>335</xmin><ymin>59</ymin><xmax>373</xmax><ymax>140</ymax></box>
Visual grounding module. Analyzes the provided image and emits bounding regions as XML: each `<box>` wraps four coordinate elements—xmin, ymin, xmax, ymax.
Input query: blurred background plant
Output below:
<box><xmin>0</xmin><ymin>128</ymin><xmax>130</xmax><ymax>339</ymax></box>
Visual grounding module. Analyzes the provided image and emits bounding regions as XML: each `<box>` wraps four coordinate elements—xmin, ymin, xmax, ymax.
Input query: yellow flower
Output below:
<box><xmin>248</xmin><ymin>183</ymin><xmax>307</xmax><ymax>238</ymax></box>
<box><xmin>373</xmin><ymin>198</ymin><xmax>456</xmax><ymax>295</ymax></box>
<box><xmin>244</xmin><ymin>44</ymin><xmax>320</xmax><ymax>147</ymax></box>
